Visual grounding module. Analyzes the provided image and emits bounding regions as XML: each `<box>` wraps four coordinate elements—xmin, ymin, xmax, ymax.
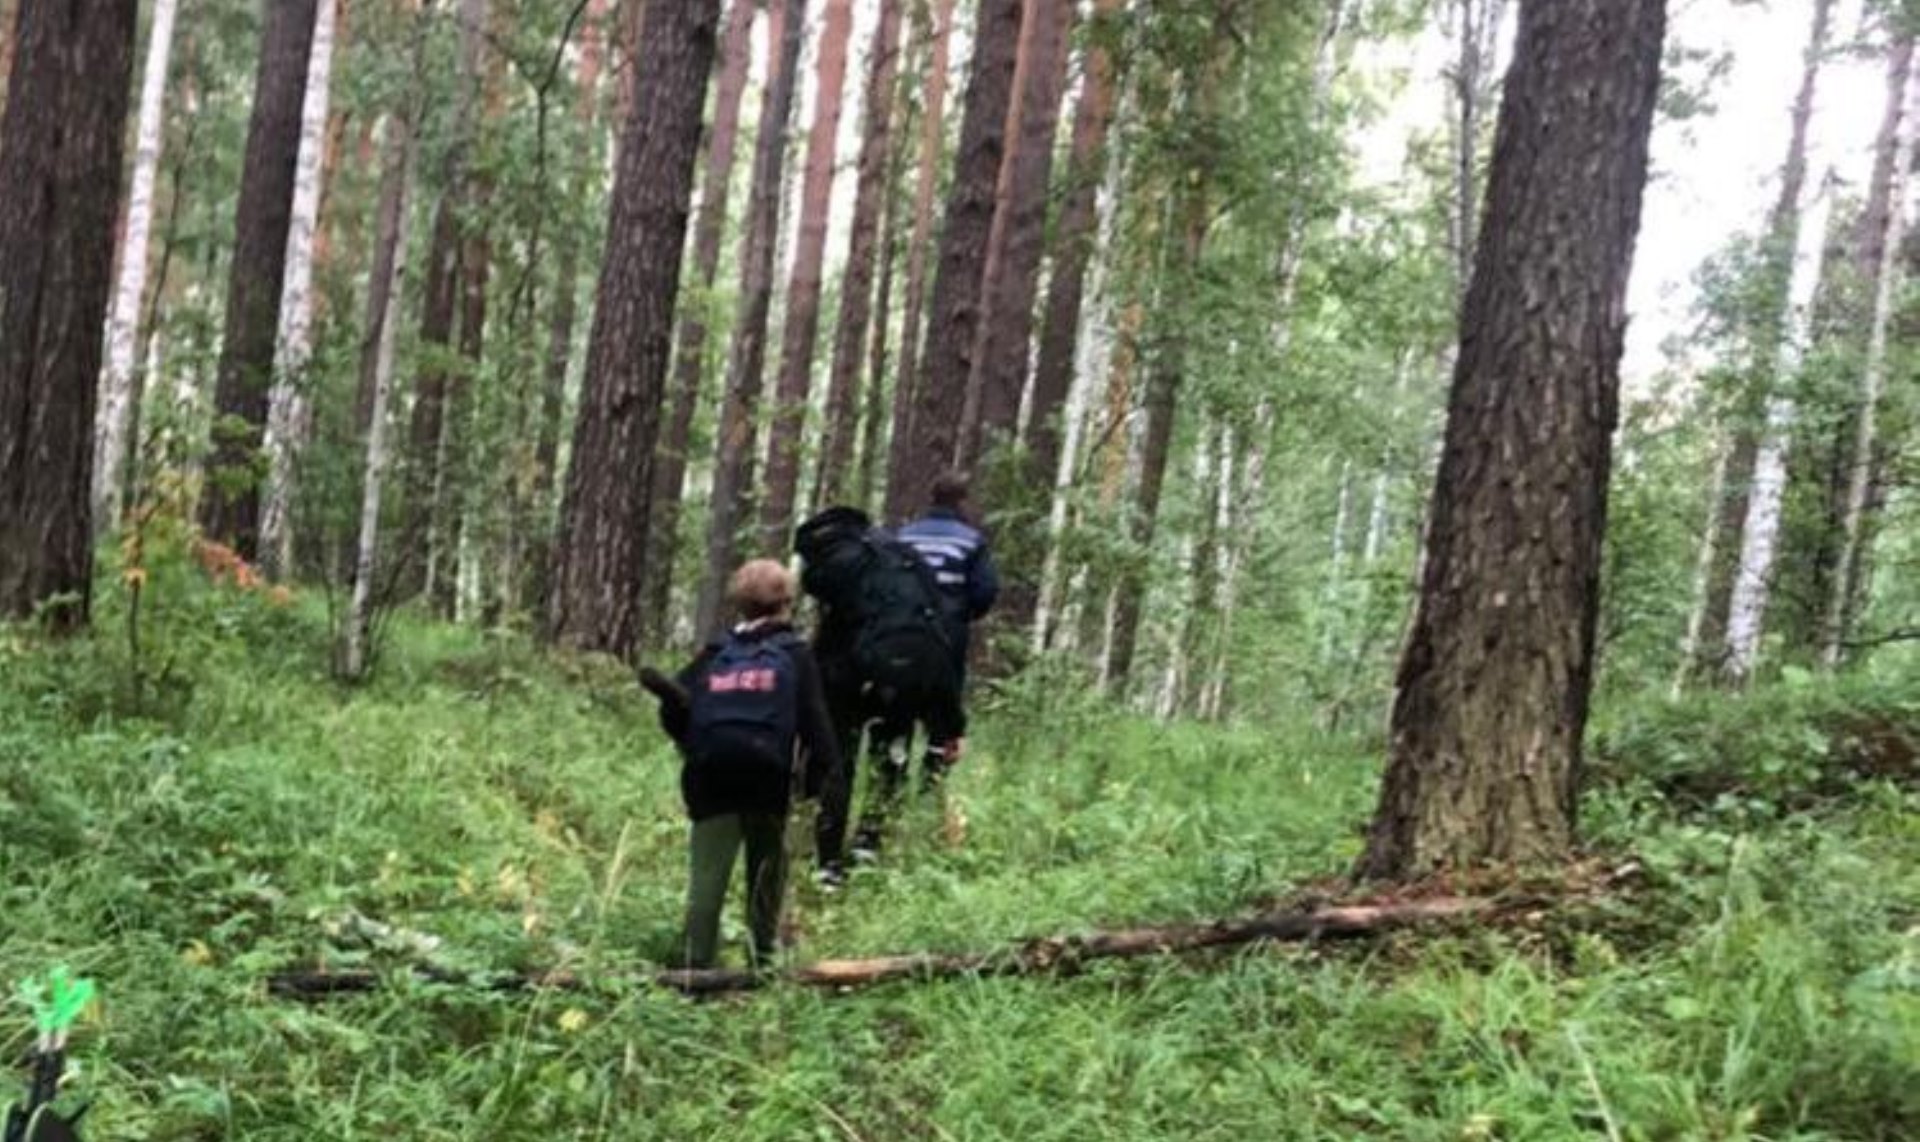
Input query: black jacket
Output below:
<box><xmin>658</xmin><ymin>621</ymin><xmax>844</xmax><ymax>820</ymax></box>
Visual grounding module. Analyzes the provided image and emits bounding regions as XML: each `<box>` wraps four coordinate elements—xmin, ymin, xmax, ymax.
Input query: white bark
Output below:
<box><xmin>1725</xmin><ymin>178</ymin><xmax>1835</xmax><ymax>681</ymax></box>
<box><xmin>344</xmin><ymin>120</ymin><xmax>417</xmax><ymax>681</ymax></box>
<box><xmin>1822</xmin><ymin>65</ymin><xmax>1917</xmax><ymax>667</ymax></box>
<box><xmin>94</xmin><ymin>0</ymin><xmax>182</xmax><ymax>532</ymax></box>
<box><xmin>261</xmin><ymin>0</ymin><xmax>340</xmax><ymax>578</ymax></box>
<box><xmin>1673</xmin><ymin>439</ymin><xmax>1729</xmax><ymax>697</ymax></box>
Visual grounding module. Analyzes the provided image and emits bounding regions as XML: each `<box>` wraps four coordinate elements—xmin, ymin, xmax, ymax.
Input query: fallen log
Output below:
<box><xmin>266</xmin><ymin>896</ymin><xmax>1489</xmax><ymax>1000</ymax></box>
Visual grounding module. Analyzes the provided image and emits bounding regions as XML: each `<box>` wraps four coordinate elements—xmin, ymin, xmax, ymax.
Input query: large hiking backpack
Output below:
<box><xmin>685</xmin><ymin>632</ymin><xmax>800</xmax><ymax>773</ymax></box>
<box><xmin>796</xmin><ymin>506</ymin><xmax>953</xmax><ymax>707</ymax></box>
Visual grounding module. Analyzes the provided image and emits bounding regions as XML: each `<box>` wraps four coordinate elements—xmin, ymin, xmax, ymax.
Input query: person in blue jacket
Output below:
<box><xmin>895</xmin><ymin>470</ymin><xmax>1001</xmax><ymax>692</ymax></box>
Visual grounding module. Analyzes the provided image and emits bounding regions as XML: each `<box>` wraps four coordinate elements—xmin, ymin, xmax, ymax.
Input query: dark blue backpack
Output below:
<box><xmin>686</xmin><ymin>632</ymin><xmax>800</xmax><ymax>772</ymax></box>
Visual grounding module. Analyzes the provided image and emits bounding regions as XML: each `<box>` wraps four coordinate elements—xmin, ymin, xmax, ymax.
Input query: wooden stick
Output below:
<box><xmin>266</xmin><ymin>897</ymin><xmax>1488</xmax><ymax>1000</ymax></box>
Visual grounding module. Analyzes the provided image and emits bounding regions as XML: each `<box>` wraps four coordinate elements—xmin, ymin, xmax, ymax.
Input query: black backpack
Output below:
<box><xmin>686</xmin><ymin>632</ymin><xmax>800</xmax><ymax>772</ymax></box>
<box><xmin>796</xmin><ymin>507</ymin><xmax>953</xmax><ymax>707</ymax></box>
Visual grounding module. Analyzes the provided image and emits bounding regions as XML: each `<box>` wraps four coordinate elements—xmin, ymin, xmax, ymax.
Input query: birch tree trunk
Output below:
<box><xmin>817</xmin><ymin>0</ymin><xmax>903</xmax><ymax>508</ymax></box>
<box><xmin>259</xmin><ymin>0</ymin><xmax>339</xmax><ymax>580</ymax></box>
<box><xmin>1694</xmin><ymin>0</ymin><xmax>1833</xmax><ymax>680</ymax></box>
<box><xmin>1724</xmin><ymin>182</ymin><xmax>1835</xmax><ymax>683</ymax></box>
<box><xmin>694</xmin><ymin>0</ymin><xmax>806</xmax><ymax>638</ymax></box>
<box><xmin>1359</xmin><ymin>0</ymin><xmax>1666</xmax><ymax>880</ymax></box>
<box><xmin>548</xmin><ymin>0</ymin><xmax>723</xmax><ymax>659</ymax></box>
<box><xmin>0</xmin><ymin>0</ymin><xmax>137</xmax><ymax>631</ymax></box>
<box><xmin>342</xmin><ymin>116</ymin><xmax>417</xmax><ymax>681</ymax></box>
<box><xmin>896</xmin><ymin>0</ymin><xmax>1022</xmax><ymax>514</ymax></box>
<box><xmin>637</xmin><ymin>0</ymin><xmax>754</xmax><ymax>644</ymax></box>
<box><xmin>761</xmin><ymin>0</ymin><xmax>855</xmax><ymax>549</ymax></box>
<box><xmin>1821</xmin><ymin>36</ymin><xmax>1915</xmax><ymax>667</ymax></box>
<box><xmin>882</xmin><ymin>0</ymin><xmax>957</xmax><ymax>521</ymax></box>
<box><xmin>200</xmin><ymin>0</ymin><xmax>319</xmax><ymax>559</ymax></box>
<box><xmin>94</xmin><ymin>0</ymin><xmax>180</xmax><ymax>537</ymax></box>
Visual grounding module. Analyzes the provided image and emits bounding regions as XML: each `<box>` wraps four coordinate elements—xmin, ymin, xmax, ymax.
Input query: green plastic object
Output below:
<box><xmin>16</xmin><ymin>968</ymin><xmax>94</xmax><ymax>1042</ymax></box>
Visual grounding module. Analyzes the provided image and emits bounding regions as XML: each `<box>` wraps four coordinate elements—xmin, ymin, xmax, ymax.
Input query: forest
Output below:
<box><xmin>0</xmin><ymin>0</ymin><xmax>1917</xmax><ymax>1137</ymax></box>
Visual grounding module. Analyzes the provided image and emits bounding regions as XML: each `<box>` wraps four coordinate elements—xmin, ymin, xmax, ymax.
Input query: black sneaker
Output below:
<box><xmin>814</xmin><ymin>863</ymin><xmax>848</xmax><ymax>892</ymax></box>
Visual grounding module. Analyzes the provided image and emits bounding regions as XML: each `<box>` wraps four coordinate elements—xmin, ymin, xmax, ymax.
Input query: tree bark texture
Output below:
<box><xmin>199</xmin><ymin>0</ymin><xmax>318</xmax><ymax>558</ymax></box>
<box><xmin>882</xmin><ymin>0</ymin><xmax>957</xmax><ymax>522</ymax></box>
<box><xmin>260</xmin><ymin>0</ymin><xmax>340</xmax><ymax>580</ymax></box>
<box><xmin>548</xmin><ymin>0</ymin><xmax>721</xmax><ymax>660</ymax></box>
<box><xmin>93</xmin><ymin>0</ymin><xmax>179</xmax><ymax>536</ymax></box>
<box><xmin>1024</xmin><ymin>0</ymin><xmax>1122</xmax><ymax>504</ymax></box>
<box><xmin>1357</xmin><ymin>0</ymin><xmax>1665</xmax><ymax>880</ymax></box>
<box><xmin>0</xmin><ymin>0</ymin><xmax>136</xmax><ymax>630</ymax></box>
<box><xmin>694</xmin><ymin>0</ymin><xmax>806</xmax><ymax>638</ymax></box>
<box><xmin>760</xmin><ymin>0</ymin><xmax>854</xmax><ymax>549</ymax></box>
<box><xmin>957</xmin><ymin>0</ymin><xmax>1072</xmax><ymax>468</ymax></box>
<box><xmin>896</xmin><ymin>0</ymin><xmax>1021</xmax><ymax>515</ymax></box>
<box><xmin>815</xmin><ymin>0</ymin><xmax>903</xmax><ymax>509</ymax></box>
<box><xmin>639</xmin><ymin>0</ymin><xmax>756</xmax><ymax>645</ymax></box>
<box><xmin>1693</xmin><ymin>0</ymin><xmax>1832</xmax><ymax>682</ymax></box>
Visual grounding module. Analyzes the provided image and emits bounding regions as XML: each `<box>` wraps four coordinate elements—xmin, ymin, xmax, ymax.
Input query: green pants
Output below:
<box><xmin>682</xmin><ymin>812</ymin><xmax>789</xmax><ymax>969</ymax></box>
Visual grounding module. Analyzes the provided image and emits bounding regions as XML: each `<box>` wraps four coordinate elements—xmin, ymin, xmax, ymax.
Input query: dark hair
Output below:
<box><xmin>930</xmin><ymin>471</ymin><xmax>970</xmax><ymax>509</ymax></box>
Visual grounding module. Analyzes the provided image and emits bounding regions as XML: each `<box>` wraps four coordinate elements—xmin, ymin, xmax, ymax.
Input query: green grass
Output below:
<box><xmin>0</xmin><ymin>588</ymin><xmax>1915</xmax><ymax>1140</ymax></box>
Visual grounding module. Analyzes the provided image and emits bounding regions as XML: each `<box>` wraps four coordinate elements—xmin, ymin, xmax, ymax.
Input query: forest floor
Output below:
<box><xmin>0</xmin><ymin>582</ymin><xmax>1916</xmax><ymax>1140</ymax></box>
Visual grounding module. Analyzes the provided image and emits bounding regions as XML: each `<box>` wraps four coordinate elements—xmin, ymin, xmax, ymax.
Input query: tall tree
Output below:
<box><xmin>342</xmin><ymin>111</ymin><xmax>419</xmax><ymax>680</ymax></box>
<box><xmin>0</xmin><ymin>0</ymin><xmax>136</xmax><ymax>630</ymax></box>
<box><xmin>957</xmin><ymin>0</ymin><xmax>1073</xmax><ymax>467</ymax></box>
<box><xmin>1025</xmin><ymin>0</ymin><xmax>1123</xmax><ymax>501</ymax></box>
<box><xmin>548</xmin><ymin>0</ymin><xmax>722</xmax><ymax>659</ymax></box>
<box><xmin>528</xmin><ymin>0</ymin><xmax>612</xmax><ymax>615</ymax></box>
<box><xmin>200</xmin><ymin>0</ymin><xmax>321</xmax><ymax>558</ymax></box>
<box><xmin>693</xmin><ymin>0</ymin><xmax>806</xmax><ymax>637</ymax></box>
<box><xmin>403</xmin><ymin>0</ymin><xmax>489</xmax><ymax>603</ymax></box>
<box><xmin>94</xmin><ymin>0</ymin><xmax>181</xmax><ymax>536</ymax></box>
<box><xmin>882</xmin><ymin>0</ymin><xmax>958</xmax><ymax>521</ymax></box>
<box><xmin>1689</xmin><ymin>0</ymin><xmax>1834</xmax><ymax>681</ymax></box>
<box><xmin>260</xmin><ymin>0</ymin><xmax>342</xmax><ymax>578</ymax></box>
<box><xmin>760</xmin><ymin>0</ymin><xmax>854</xmax><ymax>548</ymax></box>
<box><xmin>1358</xmin><ymin>0</ymin><xmax>1665</xmax><ymax>879</ymax></box>
<box><xmin>814</xmin><ymin>0</ymin><xmax>903</xmax><ymax>509</ymax></box>
<box><xmin>1821</xmin><ymin>30</ymin><xmax>1915</xmax><ymax>665</ymax></box>
<box><xmin>1447</xmin><ymin>0</ymin><xmax>1510</xmax><ymax>302</ymax></box>
<box><xmin>639</xmin><ymin>0</ymin><xmax>756</xmax><ymax>642</ymax></box>
<box><xmin>895</xmin><ymin>0</ymin><xmax>1022</xmax><ymax>513</ymax></box>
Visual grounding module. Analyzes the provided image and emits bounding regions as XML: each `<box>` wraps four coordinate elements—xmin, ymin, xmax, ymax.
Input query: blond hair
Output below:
<box><xmin>728</xmin><ymin>559</ymin><xmax>795</xmax><ymax>620</ymax></box>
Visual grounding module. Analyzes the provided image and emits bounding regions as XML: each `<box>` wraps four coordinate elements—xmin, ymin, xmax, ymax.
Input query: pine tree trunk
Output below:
<box><xmin>815</xmin><ymin>0</ymin><xmax>903</xmax><ymax>509</ymax></box>
<box><xmin>94</xmin><ymin>0</ymin><xmax>179</xmax><ymax>537</ymax></box>
<box><xmin>1693</xmin><ymin>0</ymin><xmax>1833</xmax><ymax>681</ymax></box>
<box><xmin>259</xmin><ymin>0</ymin><xmax>339</xmax><ymax>579</ymax></box>
<box><xmin>897</xmin><ymin>0</ymin><xmax>1021</xmax><ymax>512</ymax></box>
<box><xmin>548</xmin><ymin>0</ymin><xmax>722</xmax><ymax>659</ymax></box>
<box><xmin>694</xmin><ymin>0</ymin><xmax>806</xmax><ymax>638</ymax></box>
<box><xmin>1724</xmin><ymin>187</ymin><xmax>1834</xmax><ymax>683</ymax></box>
<box><xmin>853</xmin><ymin>110</ymin><xmax>909</xmax><ymax>515</ymax></box>
<box><xmin>1024</xmin><ymin>0</ymin><xmax>1122</xmax><ymax>503</ymax></box>
<box><xmin>761</xmin><ymin>0</ymin><xmax>854</xmax><ymax>549</ymax></box>
<box><xmin>1357</xmin><ymin>0</ymin><xmax>1665</xmax><ymax>880</ymax></box>
<box><xmin>1821</xmin><ymin>34</ymin><xmax>1915</xmax><ymax>667</ymax></box>
<box><xmin>527</xmin><ymin>0</ymin><xmax>610</xmax><ymax>618</ymax></box>
<box><xmin>343</xmin><ymin>114</ymin><xmax>417</xmax><ymax>680</ymax></box>
<box><xmin>200</xmin><ymin>0</ymin><xmax>319</xmax><ymax>559</ymax></box>
<box><xmin>402</xmin><ymin>0</ymin><xmax>489</xmax><ymax>606</ymax></box>
<box><xmin>882</xmin><ymin>0</ymin><xmax>957</xmax><ymax>521</ymax></box>
<box><xmin>0</xmin><ymin>0</ymin><xmax>137</xmax><ymax>631</ymax></box>
<box><xmin>637</xmin><ymin>0</ymin><xmax>754</xmax><ymax>645</ymax></box>
<box><xmin>956</xmin><ymin>0</ymin><xmax>1072</xmax><ymax>467</ymax></box>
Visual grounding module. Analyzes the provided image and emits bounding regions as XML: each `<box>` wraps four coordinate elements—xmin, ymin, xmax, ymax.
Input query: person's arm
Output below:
<box><xmin>967</xmin><ymin>539</ymin><xmax>1001</xmax><ymax>620</ymax></box>
<box><xmin>655</xmin><ymin>648</ymin><xmax>714</xmax><ymax>743</ymax></box>
<box><xmin>791</xmin><ymin>644</ymin><xmax>845</xmax><ymax>799</ymax></box>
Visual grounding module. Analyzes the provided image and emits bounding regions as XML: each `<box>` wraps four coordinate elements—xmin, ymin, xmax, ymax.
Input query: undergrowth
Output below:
<box><xmin>0</xmin><ymin>581</ymin><xmax>1914</xmax><ymax>1139</ymax></box>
